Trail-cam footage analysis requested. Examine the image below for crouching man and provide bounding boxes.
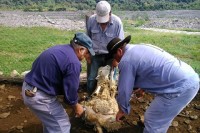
[22,32,95,133]
[107,35,199,133]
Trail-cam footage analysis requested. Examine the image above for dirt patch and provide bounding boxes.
[0,83,200,133]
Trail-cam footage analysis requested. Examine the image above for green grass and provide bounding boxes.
[0,25,200,76]
[0,26,77,75]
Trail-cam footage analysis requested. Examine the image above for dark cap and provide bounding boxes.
[73,32,95,56]
[107,35,131,57]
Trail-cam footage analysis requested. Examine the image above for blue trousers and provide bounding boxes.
[143,77,199,133]
[87,54,112,94]
[22,82,71,133]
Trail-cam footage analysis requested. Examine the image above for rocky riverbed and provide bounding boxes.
[0,10,200,31]
[0,11,86,30]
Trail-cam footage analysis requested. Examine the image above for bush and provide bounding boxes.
[48,8,54,11]
[55,7,66,11]
[38,6,43,12]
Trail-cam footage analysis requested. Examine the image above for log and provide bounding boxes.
[0,76,23,85]
[0,73,87,86]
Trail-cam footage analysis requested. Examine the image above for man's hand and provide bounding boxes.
[112,59,119,68]
[116,107,125,122]
[133,88,145,99]
[73,103,84,118]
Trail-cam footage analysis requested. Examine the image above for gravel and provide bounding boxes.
[119,10,200,30]
[0,10,200,32]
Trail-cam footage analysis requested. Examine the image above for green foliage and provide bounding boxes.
[0,0,200,11]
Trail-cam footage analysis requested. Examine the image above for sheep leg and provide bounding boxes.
[91,86,101,96]
[96,123,103,133]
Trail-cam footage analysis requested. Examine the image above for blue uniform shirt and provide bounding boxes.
[87,14,124,54]
[25,44,81,105]
[117,44,199,114]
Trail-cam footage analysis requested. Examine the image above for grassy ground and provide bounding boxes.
[0,26,76,75]
[0,25,200,76]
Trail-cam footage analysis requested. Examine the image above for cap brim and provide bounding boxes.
[111,35,131,53]
[107,35,131,59]
[88,48,95,56]
[119,35,131,47]
[96,14,109,23]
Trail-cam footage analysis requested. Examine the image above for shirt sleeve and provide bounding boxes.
[62,63,81,105]
[117,61,136,114]
[117,21,124,40]
[119,23,124,40]
[86,17,91,37]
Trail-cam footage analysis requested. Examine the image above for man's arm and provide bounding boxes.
[118,21,124,40]
[62,63,84,117]
[114,15,124,39]
[117,61,136,114]
[86,15,93,37]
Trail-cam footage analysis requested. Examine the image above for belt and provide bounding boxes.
[94,54,108,56]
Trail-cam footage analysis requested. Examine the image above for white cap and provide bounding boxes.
[96,1,111,23]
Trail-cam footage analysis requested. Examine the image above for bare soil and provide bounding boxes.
[0,83,200,133]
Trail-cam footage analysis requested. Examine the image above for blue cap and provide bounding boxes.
[74,32,95,56]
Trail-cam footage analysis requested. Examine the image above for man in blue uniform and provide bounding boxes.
[22,32,95,133]
[86,0,124,95]
[107,36,199,133]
